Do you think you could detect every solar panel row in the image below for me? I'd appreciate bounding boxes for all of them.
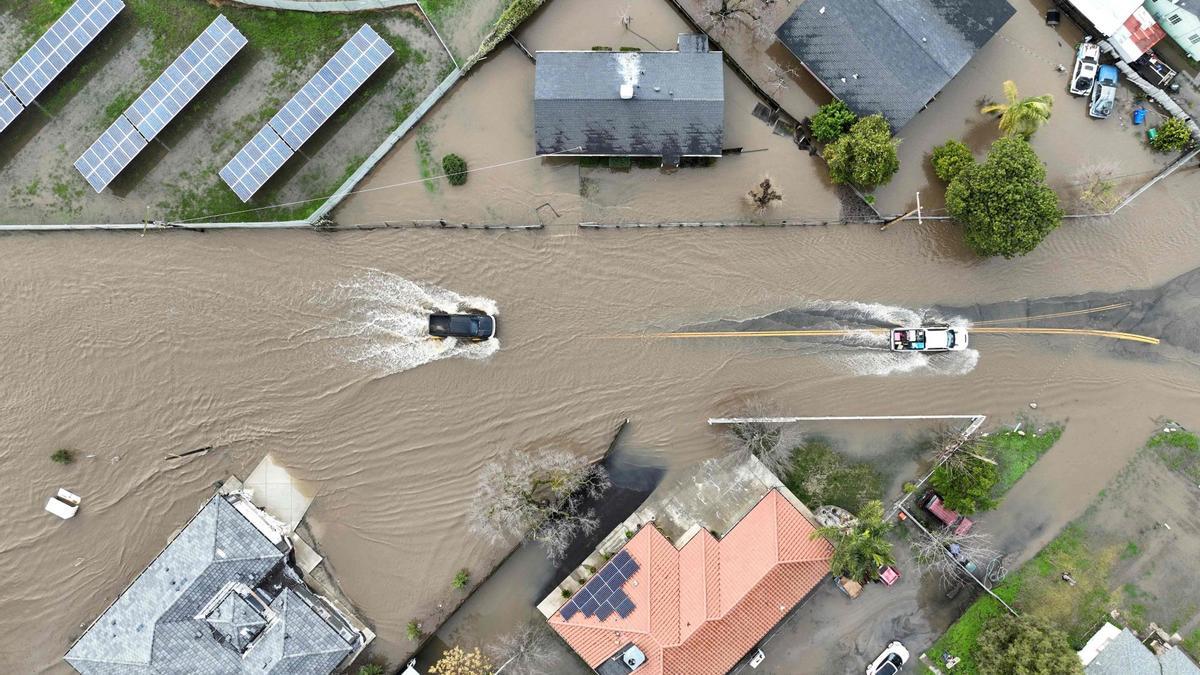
[2,0,124,106]
[74,15,246,193]
[125,15,246,141]
[0,86,23,134]
[220,24,393,202]
[74,115,148,193]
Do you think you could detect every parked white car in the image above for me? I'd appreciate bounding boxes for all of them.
[866,641,910,675]
[1070,41,1101,96]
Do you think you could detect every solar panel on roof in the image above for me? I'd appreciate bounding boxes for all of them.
[2,0,124,106]
[579,598,599,615]
[0,86,23,133]
[73,16,246,193]
[124,15,246,141]
[219,24,393,202]
[219,125,295,203]
[268,24,393,151]
[595,603,614,620]
[73,114,148,192]
[615,597,636,618]
[560,601,579,621]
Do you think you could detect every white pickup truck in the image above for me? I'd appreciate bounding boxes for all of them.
[890,326,967,352]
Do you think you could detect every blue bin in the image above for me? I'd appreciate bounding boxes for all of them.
[1133,108,1147,125]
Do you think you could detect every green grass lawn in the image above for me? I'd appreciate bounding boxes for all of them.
[1147,428,1200,481]
[987,424,1064,496]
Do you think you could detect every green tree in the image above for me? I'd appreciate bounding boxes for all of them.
[930,139,975,182]
[406,619,423,641]
[980,80,1054,138]
[51,448,75,465]
[930,455,999,514]
[1150,117,1193,152]
[810,100,857,143]
[824,115,900,189]
[976,614,1083,675]
[452,568,470,589]
[946,135,1062,258]
[811,500,895,583]
[442,154,468,186]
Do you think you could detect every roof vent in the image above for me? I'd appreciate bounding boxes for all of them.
[623,645,647,671]
[620,83,634,99]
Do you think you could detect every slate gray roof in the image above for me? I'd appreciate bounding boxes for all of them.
[65,494,362,675]
[775,0,1015,129]
[534,45,724,160]
[1085,628,1200,675]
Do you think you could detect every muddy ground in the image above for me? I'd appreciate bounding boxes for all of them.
[0,3,450,224]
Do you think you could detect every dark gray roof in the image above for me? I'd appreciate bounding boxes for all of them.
[65,494,361,675]
[776,0,1014,129]
[534,45,724,159]
[1086,628,1200,675]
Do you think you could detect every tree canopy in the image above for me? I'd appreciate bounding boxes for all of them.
[812,499,895,583]
[810,100,857,143]
[946,135,1062,258]
[1150,117,1193,152]
[981,80,1053,138]
[430,646,493,675]
[824,114,900,189]
[976,614,1083,675]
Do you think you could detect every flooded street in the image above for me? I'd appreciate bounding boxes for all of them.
[3,169,1200,670]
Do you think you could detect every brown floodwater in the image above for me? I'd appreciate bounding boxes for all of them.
[4,0,1200,672]
[3,163,1200,671]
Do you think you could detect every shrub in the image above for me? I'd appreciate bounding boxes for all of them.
[947,135,1062,258]
[824,115,900,189]
[560,588,572,598]
[783,439,883,513]
[976,614,1083,675]
[406,619,422,641]
[930,455,999,514]
[51,448,75,465]
[931,139,975,182]
[608,156,632,171]
[452,568,470,589]
[358,665,385,675]
[1150,117,1193,152]
[810,100,857,143]
[442,154,468,186]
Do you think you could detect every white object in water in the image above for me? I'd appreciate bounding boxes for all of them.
[620,83,634,99]
[45,489,81,519]
[750,648,766,668]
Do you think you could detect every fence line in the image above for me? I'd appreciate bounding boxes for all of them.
[231,0,417,11]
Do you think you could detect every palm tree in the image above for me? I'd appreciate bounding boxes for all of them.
[980,80,1053,137]
[811,500,896,583]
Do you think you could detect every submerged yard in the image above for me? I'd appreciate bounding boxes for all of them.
[923,429,1200,673]
[0,0,451,224]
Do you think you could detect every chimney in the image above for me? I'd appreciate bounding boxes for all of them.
[620,83,634,99]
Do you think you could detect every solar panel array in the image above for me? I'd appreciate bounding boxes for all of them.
[220,24,393,202]
[2,0,124,106]
[74,15,246,192]
[560,550,640,622]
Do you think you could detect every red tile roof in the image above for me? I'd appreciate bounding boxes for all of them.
[548,490,833,675]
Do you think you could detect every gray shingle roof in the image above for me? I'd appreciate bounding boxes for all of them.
[65,495,361,675]
[534,46,724,160]
[775,0,1015,129]
[1085,628,1200,675]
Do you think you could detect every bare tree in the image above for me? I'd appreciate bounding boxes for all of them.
[747,177,783,213]
[766,64,798,96]
[724,410,801,477]
[490,620,562,675]
[702,0,779,42]
[910,527,1001,586]
[469,450,611,562]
